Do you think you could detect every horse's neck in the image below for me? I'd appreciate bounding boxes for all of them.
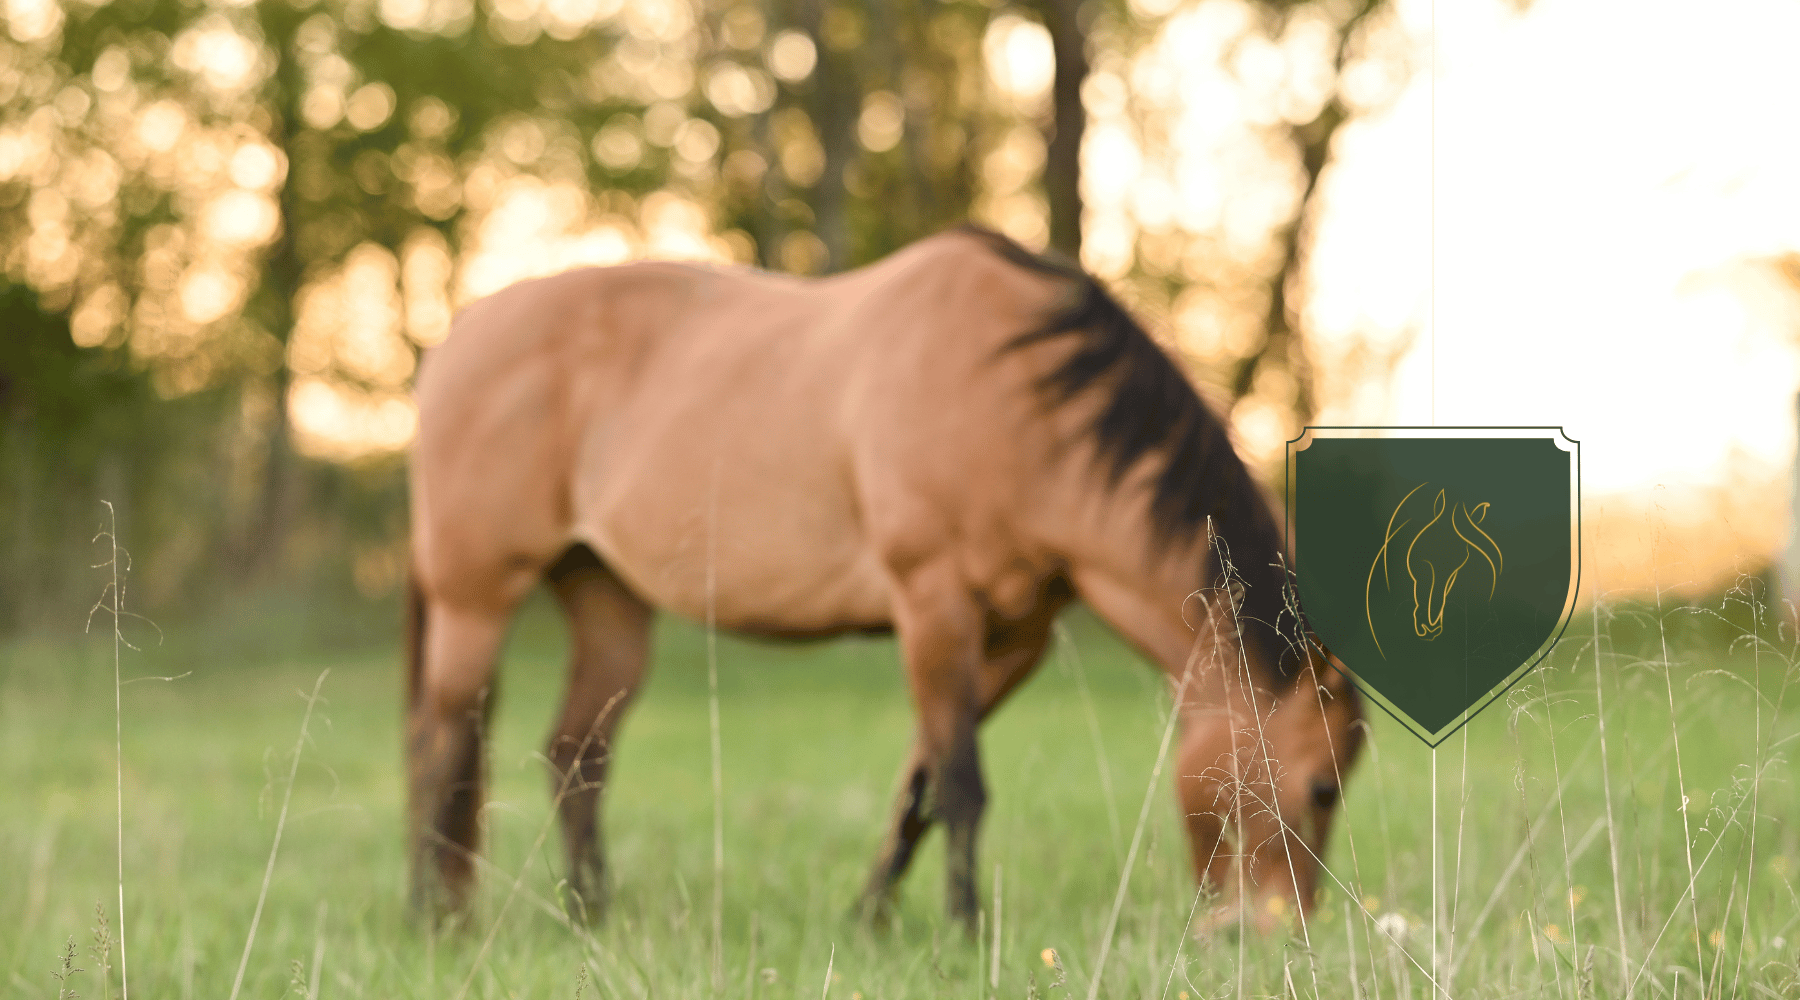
[1060,482,1295,693]
[1061,514,1213,683]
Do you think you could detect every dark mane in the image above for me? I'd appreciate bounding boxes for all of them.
[966,225,1306,684]
[967,225,1245,546]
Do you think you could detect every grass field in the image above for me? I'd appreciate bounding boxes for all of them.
[4,582,1799,999]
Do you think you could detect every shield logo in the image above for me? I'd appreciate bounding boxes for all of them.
[1287,428,1581,745]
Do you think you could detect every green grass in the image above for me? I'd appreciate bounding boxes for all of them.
[4,588,1800,999]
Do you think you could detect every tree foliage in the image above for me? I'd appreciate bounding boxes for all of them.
[0,0,1396,628]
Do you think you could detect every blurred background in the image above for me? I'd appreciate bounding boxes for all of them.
[3,0,1797,637]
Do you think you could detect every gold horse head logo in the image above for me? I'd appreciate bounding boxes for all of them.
[1365,483,1504,656]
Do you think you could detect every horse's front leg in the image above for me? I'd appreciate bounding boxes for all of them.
[859,743,932,925]
[860,591,1063,925]
[888,560,988,930]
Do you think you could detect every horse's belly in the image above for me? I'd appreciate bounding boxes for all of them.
[580,464,893,634]
[599,525,893,634]
[564,271,899,633]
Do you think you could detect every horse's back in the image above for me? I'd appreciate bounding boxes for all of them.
[413,233,1078,624]
[575,236,1069,628]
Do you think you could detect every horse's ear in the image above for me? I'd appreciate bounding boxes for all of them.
[1308,642,1356,698]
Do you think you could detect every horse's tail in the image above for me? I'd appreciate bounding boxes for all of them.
[405,560,427,709]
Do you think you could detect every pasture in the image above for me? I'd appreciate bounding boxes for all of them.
[3,586,1798,999]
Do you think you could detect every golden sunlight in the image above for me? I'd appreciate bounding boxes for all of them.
[1303,0,1800,591]
[290,377,419,462]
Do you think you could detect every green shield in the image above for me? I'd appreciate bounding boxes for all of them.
[1287,429,1580,745]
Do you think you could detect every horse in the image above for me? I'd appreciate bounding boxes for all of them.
[404,225,1365,933]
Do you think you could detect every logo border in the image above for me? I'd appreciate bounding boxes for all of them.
[1285,426,1583,746]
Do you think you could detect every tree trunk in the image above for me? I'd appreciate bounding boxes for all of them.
[1038,0,1088,258]
[800,0,858,271]
[1231,0,1382,422]
[750,106,788,269]
[239,11,308,579]
[1231,96,1341,418]
[869,0,924,244]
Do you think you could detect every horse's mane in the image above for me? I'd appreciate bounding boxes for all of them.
[966,225,1305,685]
[967,225,1251,545]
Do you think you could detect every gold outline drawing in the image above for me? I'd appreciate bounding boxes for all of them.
[1365,483,1505,656]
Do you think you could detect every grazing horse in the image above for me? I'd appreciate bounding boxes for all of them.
[405,226,1364,932]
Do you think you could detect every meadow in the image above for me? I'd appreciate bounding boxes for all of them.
[3,579,1798,999]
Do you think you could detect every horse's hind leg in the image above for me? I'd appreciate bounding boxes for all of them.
[544,544,652,923]
[408,600,513,919]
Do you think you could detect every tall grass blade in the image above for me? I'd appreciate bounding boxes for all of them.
[227,670,329,1000]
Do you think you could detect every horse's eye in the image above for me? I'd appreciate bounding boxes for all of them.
[1310,781,1340,810]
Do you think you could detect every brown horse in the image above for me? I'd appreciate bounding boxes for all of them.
[405,225,1364,932]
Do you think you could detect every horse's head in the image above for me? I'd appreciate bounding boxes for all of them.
[1372,485,1502,651]
[1176,584,1366,935]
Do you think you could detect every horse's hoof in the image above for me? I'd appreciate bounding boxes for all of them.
[854,893,897,932]
[408,891,472,934]
[1195,913,1241,945]
[560,884,605,927]
[407,866,480,930]
[948,908,982,941]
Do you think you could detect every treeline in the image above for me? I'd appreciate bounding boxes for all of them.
[0,0,1393,632]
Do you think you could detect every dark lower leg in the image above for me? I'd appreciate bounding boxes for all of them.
[859,761,932,921]
[545,549,649,926]
[408,699,489,917]
[865,594,1053,927]
[405,603,510,923]
[548,741,610,922]
[936,729,986,927]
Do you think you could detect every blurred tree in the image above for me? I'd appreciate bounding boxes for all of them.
[1035,0,1087,257]
[1,0,654,592]
[0,0,1406,627]
[0,281,233,628]
[796,0,854,269]
[1229,0,1384,421]
[1072,0,1402,469]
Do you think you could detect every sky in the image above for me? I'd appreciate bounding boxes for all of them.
[1307,0,1800,498]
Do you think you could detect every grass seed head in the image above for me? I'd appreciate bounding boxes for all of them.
[52,937,83,1000]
